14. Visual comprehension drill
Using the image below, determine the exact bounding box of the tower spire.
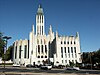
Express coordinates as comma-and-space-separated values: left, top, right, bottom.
37, 4, 43, 15
36, 4, 45, 35
39, 4, 42, 8
32, 24, 34, 33
49, 25, 52, 34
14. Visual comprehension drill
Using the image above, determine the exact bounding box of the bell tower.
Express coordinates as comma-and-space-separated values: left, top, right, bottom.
36, 4, 45, 35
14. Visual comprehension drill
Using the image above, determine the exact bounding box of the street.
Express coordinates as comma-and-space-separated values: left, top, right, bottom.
0, 66, 100, 75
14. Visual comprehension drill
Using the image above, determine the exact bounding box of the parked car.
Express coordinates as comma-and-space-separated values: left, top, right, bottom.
65, 67, 80, 71
40, 64, 52, 70
13, 64, 20, 67
26, 64, 33, 67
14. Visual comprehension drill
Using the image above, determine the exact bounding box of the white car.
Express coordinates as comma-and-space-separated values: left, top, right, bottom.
73, 67, 80, 71
13, 64, 20, 67
40, 64, 52, 70
65, 67, 80, 71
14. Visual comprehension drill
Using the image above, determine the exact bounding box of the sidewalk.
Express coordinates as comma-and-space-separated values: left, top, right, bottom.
0, 72, 99, 75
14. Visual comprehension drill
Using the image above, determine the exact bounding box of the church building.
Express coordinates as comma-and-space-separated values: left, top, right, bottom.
13, 5, 81, 66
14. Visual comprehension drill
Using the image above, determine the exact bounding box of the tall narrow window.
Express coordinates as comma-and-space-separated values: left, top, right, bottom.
38, 45, 40, 53
65, 60, 67, 63
40, 15, 41, 23
24, 45, 27, 58
74, 47, 76, 53
61, 54, 63, 58
37, 26, 39, 35
28, 40, 29, 58
71, 47, 73, 53
75, 54, 77, 58
69, 54, 70, 58
41, 39, 42, 44
15, 46, 17, 59
37, 16, 39, 23
72, 54, 73, 58
19, 45, 21, 58
42, 16, 43, 23
42, 26, 43, 35
61, 47, 63, 53
74, 41, 76, 44
64, 47, 66, 53
68, 47, 70, 53
42, 45, 43, 53
37, 39, 39, 44
62, 60, 63, 63
65, 54, 67, 58
40, 26, 41, 35
45, 45, 47, 53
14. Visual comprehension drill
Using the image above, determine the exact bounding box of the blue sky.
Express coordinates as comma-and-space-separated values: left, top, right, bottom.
0, 0, 100, 52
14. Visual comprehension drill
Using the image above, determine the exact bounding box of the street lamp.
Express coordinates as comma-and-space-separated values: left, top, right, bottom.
3, 36, 11, 71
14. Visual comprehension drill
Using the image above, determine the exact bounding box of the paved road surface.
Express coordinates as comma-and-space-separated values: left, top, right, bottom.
0, 67, 100, 75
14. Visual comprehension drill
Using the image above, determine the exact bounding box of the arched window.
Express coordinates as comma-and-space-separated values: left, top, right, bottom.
64, 41, 66, 44
41, 56, 43, 58
38, 56, 40, 58
61, 41, 62, 44
45, 56, 47, 58
71, 41, 72, 44
74, 41, 76, 44
67, 41, 69, 44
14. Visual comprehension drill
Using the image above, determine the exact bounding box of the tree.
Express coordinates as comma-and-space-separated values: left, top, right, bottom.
82, 49, 100, 69
69, 61, 75, 67
0, 32, 5, 57
82, 52, 90, 64
3, 46, 13, 61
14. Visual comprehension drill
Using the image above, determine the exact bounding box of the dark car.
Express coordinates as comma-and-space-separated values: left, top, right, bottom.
26, 64, 33, 67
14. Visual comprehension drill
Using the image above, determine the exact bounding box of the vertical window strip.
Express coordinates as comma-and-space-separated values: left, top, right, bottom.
65, 47, 66, 53
68, 47, 70, 53
71, 47, 73, 53
74, 47, 76, 53
42, 16, 43, 23
28, 40, 29, 58
15, 46, 17, 59
61, 47, 63, 53
42, 26, 43, 35
19, 46, 21, 59
38, 45, 40, 54
24, 45, 27, 58
45, 45, 47, 53
42, 45, 43, 53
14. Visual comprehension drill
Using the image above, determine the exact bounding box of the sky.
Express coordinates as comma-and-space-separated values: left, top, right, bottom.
0, 0, 100, 52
